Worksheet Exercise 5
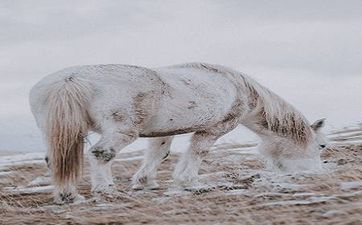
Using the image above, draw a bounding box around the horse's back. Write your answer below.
[30,63,241,136]
[140,63,239,136]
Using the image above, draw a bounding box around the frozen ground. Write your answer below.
[0,126,361,224]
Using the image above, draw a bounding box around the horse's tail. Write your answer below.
[44,76,93,189]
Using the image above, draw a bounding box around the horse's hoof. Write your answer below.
[131,174,152,190]
[131,182,144,190]
[72,194,86,204]
[131,180,159,190]
[146,181,160,190]
[54,193,85,205]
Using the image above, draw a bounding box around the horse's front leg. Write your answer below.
[173,131,219,186]
[132,136,174,190]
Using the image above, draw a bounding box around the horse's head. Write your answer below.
[310,118,328,151]
[258,118,327,172]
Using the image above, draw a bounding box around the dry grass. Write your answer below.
[1,128,362,225]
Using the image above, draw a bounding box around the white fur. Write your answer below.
[29,62,326,202]
[132,136,173,189]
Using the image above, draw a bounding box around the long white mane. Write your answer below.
[242,75,312,145]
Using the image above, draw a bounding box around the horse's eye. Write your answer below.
[319,144,326,149]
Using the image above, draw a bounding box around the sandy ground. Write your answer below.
[0,127,362,225]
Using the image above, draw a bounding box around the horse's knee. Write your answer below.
[90,146,116,162]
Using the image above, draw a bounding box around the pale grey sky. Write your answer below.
[0,1,361,152]
[0,0,361,78]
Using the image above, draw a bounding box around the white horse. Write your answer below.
[29,63,327,204]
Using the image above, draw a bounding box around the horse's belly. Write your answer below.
[140,68,238,137]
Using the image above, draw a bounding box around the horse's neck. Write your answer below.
[239,79,313,146]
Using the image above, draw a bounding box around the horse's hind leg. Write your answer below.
[132,136,174,190]
[88,120,138,194]
[173,131,219,186]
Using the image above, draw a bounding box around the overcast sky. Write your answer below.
[0,0,361,152]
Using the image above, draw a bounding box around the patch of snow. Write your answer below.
[330,139,362,145]
[328,130,362,137]
[4,185,54,194]
[211,146,259,155]
[292,192,317,197]
[262,196,334,207]
[0,159,45,171]
[28,175,51,186]
[114,156,143,162]
[0,152,45,164]
[340,180,362,190]
[0,171,12,177]
[272,182,309,191]
[224,189,248,196]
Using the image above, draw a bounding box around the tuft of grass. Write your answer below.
[0,127,362,224]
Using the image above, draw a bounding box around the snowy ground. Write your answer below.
[0,126,361,224]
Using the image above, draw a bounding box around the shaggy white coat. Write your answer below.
[29,62,326,204]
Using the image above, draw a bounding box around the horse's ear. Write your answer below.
[311,118,326,131]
